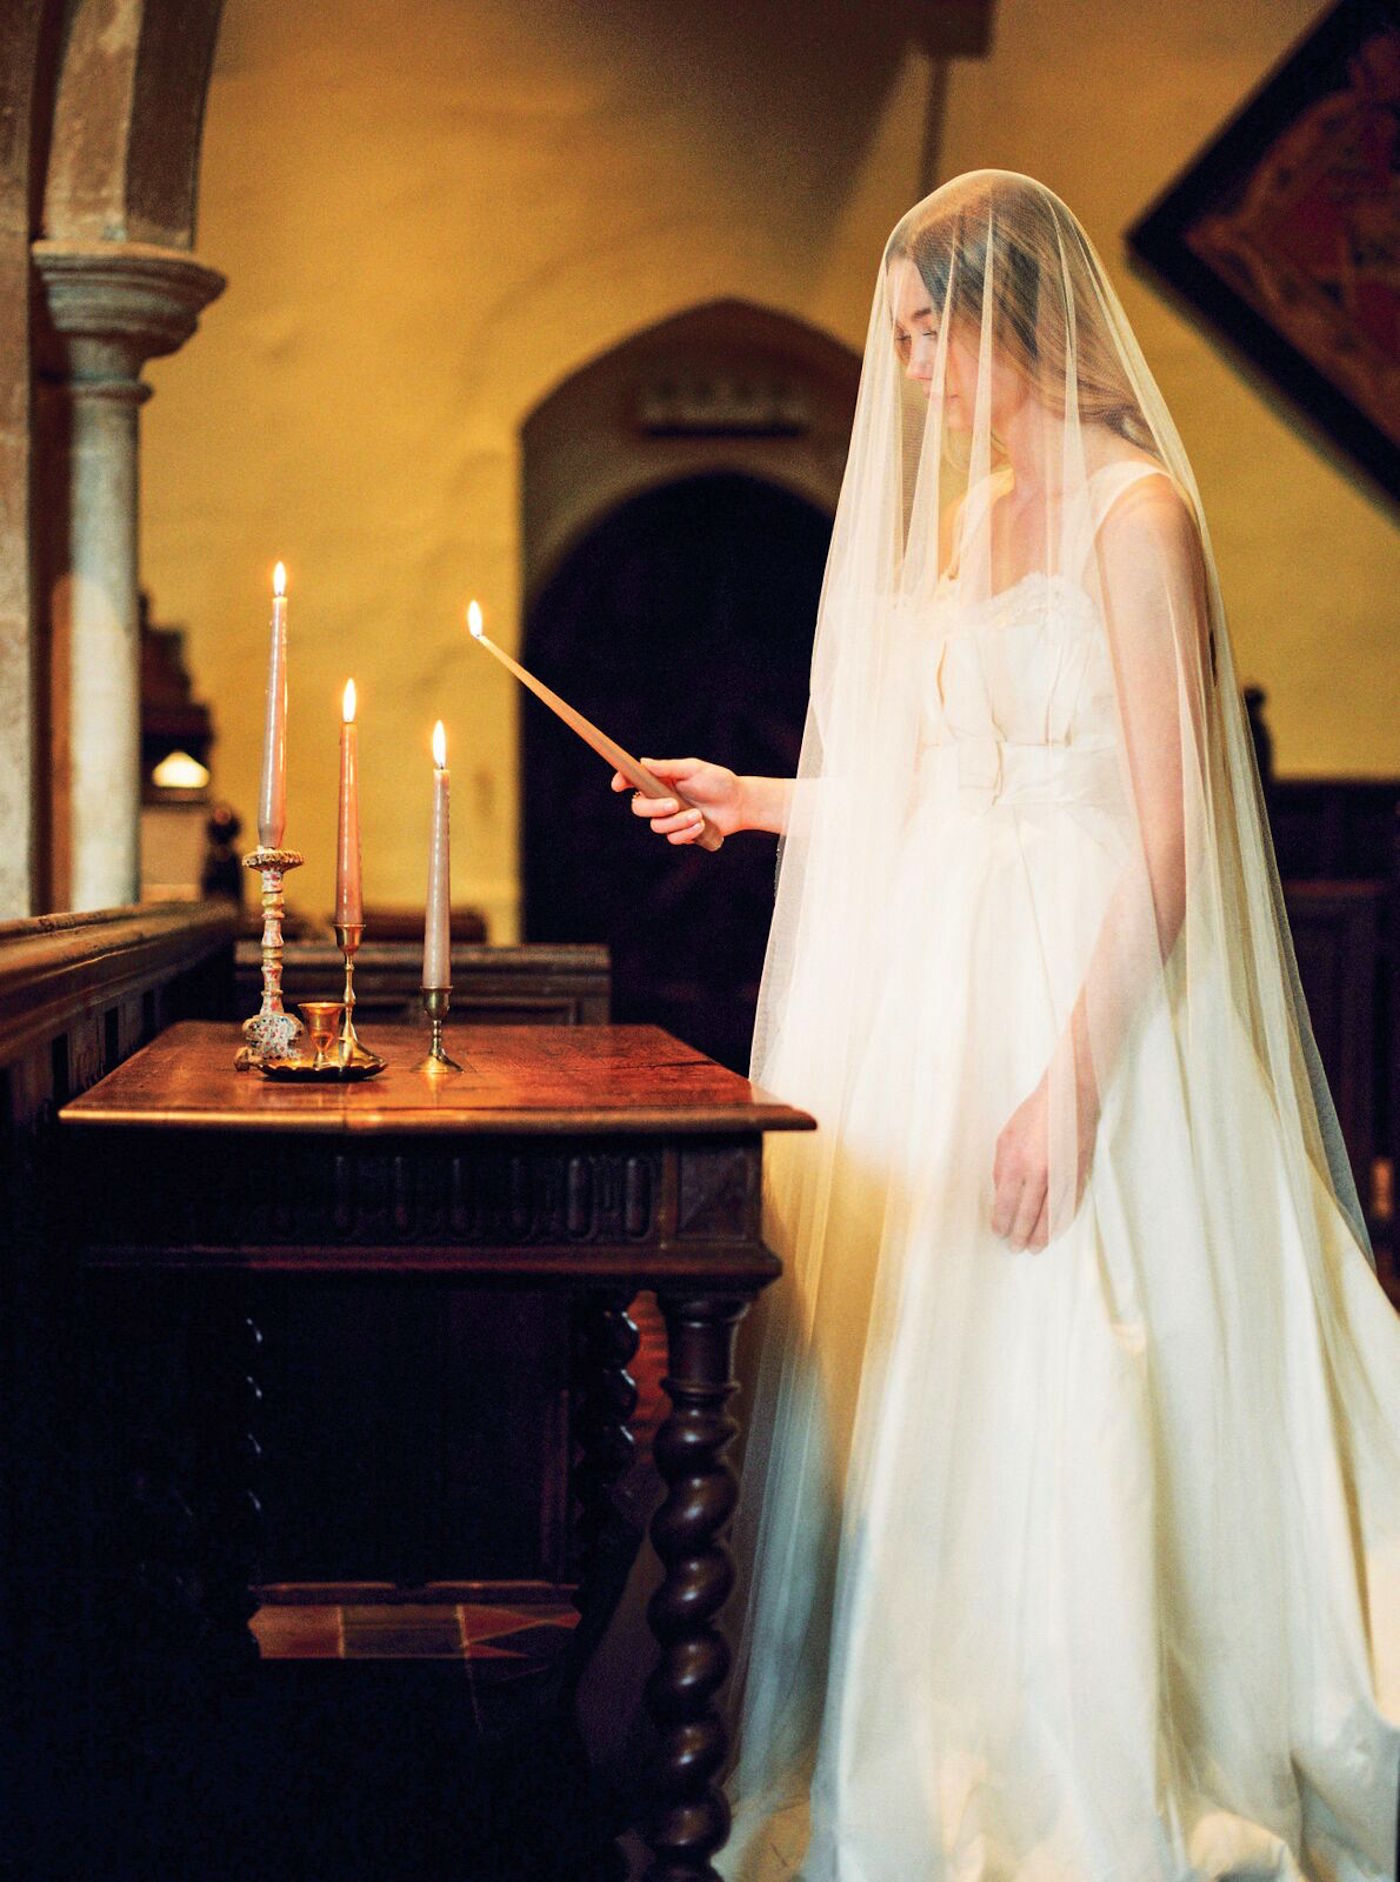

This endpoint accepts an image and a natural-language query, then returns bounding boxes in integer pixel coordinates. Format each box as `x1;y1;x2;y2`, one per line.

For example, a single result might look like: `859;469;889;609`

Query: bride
615;171;1400;1880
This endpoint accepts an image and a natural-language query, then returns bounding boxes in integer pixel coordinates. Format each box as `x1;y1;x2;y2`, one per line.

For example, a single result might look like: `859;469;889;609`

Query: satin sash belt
914;736;1122;814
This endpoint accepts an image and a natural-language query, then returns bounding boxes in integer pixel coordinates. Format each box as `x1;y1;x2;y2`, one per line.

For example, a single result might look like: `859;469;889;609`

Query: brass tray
260;1053;387;1082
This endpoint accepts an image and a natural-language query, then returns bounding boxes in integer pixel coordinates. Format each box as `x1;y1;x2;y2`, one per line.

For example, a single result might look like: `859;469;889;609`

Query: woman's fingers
629;791;680;820
613;759;709;830
651;807;704;836
611;757;691;791
991;1156;1047;1251
614;757;726;846
612;769;677;811
989;1145;1013;1236
1008;1174;1046;1252
1026;1195;1051;1253
640;756;700;783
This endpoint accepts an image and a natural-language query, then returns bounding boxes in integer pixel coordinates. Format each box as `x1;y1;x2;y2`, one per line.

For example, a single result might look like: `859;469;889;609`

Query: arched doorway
523;471;829;1072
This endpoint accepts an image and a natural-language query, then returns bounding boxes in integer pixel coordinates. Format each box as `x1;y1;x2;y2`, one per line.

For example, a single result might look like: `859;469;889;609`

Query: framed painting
1126;0;1400;503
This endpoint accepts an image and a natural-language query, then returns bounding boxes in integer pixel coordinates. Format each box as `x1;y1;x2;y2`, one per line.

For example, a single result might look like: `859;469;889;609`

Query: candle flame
273;560;287;598
467;600;484;639
343;678;356;723
432;720;447;768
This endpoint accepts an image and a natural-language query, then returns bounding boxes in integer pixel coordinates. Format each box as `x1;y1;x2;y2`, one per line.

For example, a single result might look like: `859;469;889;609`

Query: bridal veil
720;170;1399;1878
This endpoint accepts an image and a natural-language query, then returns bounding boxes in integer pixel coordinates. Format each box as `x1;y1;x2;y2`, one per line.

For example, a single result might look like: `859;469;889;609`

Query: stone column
33;240;223;913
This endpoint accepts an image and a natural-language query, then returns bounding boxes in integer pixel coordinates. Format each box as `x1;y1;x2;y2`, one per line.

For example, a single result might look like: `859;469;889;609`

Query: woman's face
890;256;973;426
889;255;1024;437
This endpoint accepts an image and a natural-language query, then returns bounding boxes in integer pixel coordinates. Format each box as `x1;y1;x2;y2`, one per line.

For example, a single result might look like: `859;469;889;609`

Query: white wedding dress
720;460;1400;1881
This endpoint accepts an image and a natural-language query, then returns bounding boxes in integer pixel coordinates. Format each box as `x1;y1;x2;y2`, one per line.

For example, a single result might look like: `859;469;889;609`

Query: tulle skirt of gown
719;750;1400;1882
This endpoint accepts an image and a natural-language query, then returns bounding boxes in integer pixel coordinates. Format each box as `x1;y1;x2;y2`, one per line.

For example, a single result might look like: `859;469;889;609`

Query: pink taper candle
257;561;289;848
423;720;451;990
335;678;363;927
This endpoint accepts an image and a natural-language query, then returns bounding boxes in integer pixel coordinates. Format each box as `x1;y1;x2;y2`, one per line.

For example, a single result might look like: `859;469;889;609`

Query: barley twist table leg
642;1291;751;1882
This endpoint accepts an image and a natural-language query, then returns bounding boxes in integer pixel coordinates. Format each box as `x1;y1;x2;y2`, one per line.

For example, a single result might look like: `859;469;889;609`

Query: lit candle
257;561;289;849
335;678;363;928
423;720;451;991
465;600;722;852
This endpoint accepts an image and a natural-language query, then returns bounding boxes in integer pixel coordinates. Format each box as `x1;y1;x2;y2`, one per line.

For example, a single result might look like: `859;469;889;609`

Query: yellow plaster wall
142;0;1399;937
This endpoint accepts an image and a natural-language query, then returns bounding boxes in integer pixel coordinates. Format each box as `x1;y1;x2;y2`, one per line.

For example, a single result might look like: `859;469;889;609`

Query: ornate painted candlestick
235;846;305;1068
236;561;304;1070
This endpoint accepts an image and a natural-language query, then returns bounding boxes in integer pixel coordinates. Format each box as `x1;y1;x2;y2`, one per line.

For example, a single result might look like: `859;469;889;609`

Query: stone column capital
32;239;225;388
32;240;224;911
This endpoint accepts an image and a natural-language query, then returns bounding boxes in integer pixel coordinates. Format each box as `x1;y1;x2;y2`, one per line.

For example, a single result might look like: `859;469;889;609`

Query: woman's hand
991;1068;1099;1253
611;758;746;844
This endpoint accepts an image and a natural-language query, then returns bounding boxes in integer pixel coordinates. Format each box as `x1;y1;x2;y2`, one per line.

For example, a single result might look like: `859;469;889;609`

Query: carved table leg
571;1289;641;1580
642;1291;752;1882
89;1284;217;1866
562;1290;641;1701
93;1282;203;1663
192;1299;265;1673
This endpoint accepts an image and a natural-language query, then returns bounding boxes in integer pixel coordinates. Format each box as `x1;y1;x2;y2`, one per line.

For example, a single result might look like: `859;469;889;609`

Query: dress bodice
912;570;1122;816
927;570;1117;749
912;459;1167;815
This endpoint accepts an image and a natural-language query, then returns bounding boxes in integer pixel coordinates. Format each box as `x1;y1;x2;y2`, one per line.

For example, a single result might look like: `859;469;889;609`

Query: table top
60;1022;816;1138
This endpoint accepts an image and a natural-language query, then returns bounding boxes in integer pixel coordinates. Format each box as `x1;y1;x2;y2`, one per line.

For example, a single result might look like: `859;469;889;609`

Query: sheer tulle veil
720;169;1392;1863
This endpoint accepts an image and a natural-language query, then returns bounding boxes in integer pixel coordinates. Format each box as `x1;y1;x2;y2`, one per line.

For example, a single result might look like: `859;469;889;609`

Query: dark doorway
523;472;829;1073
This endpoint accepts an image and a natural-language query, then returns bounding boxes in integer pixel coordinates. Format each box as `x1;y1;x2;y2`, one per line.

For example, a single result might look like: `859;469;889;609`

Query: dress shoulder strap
1071;457;1188;589
1088;456;1175;512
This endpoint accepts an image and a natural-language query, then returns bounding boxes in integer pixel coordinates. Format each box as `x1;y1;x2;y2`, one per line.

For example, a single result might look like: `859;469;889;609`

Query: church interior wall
137;0;1398;940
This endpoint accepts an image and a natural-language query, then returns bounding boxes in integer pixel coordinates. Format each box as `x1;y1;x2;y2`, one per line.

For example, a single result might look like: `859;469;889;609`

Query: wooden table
61;1020;813;1881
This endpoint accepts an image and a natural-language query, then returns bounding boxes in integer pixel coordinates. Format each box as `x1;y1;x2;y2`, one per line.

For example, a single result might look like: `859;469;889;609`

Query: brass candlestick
235;846;305;1069
417;985;462;1073
333;922;380;1067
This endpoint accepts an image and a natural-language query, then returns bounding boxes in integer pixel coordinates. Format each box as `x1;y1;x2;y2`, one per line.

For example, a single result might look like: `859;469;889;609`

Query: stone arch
519;301;861;1060
521;298;861;611
43;0;224;249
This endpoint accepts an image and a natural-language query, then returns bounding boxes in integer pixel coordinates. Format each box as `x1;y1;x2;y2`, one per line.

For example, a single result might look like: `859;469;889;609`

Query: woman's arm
611;760;794;841
1069;474;1208;1065
992;475;1210;1252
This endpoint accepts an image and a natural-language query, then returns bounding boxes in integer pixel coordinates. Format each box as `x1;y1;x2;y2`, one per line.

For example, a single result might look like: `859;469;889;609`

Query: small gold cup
299;1001;346;1071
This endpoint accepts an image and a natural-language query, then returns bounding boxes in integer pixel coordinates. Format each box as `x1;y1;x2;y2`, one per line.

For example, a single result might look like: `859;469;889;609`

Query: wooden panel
1285;882;1382;1208
0;901;237;1872
1267;776;1399;1286
0;902;235;1072
234;938;612;1027
1269;778;1399;881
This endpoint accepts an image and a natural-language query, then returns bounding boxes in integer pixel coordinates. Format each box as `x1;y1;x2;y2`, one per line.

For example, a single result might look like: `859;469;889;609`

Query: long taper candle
423;720;451;991
466;599;723;852
257;561;289;848
335;678;363;928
